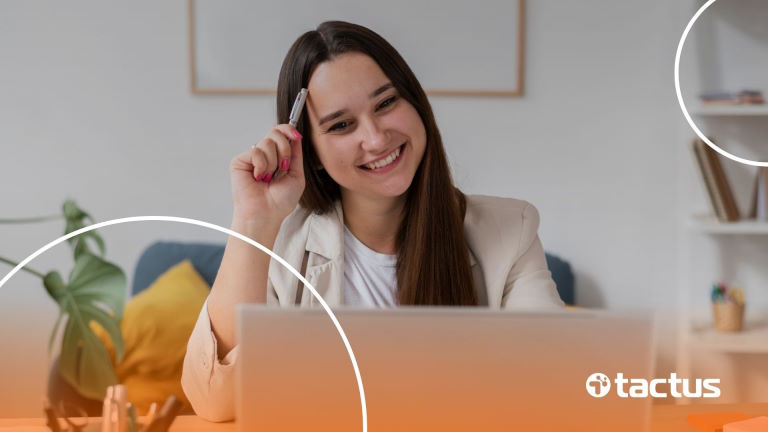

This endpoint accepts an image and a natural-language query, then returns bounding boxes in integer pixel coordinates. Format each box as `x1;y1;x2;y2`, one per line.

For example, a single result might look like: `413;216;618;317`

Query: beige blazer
181;195;564;421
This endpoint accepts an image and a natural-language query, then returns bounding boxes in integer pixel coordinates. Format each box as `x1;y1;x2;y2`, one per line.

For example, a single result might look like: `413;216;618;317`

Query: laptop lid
236;307;653;432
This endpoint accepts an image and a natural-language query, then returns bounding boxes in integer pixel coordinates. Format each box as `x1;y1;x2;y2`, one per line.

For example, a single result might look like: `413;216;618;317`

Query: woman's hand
230;124;306;227
207;125;305;359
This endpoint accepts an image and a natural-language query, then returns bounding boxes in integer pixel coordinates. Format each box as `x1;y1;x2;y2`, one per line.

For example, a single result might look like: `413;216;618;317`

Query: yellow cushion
93;260;209;414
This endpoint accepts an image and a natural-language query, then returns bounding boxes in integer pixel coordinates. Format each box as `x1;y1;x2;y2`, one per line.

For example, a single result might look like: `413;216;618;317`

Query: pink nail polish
292;130;302;140
281;158;290;171
255;173;264;182
263;172;273;183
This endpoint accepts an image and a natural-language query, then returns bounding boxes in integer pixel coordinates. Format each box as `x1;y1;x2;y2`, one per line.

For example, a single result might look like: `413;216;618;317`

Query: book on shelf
749;167;768;221
691;138;740;222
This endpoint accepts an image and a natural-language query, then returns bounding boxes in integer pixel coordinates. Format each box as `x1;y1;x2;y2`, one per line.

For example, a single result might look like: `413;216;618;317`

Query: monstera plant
0;200;125;401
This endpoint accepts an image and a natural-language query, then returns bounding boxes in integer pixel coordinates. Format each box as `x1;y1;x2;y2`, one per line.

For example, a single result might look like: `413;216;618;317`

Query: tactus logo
586;372;611;398
586;372;721;399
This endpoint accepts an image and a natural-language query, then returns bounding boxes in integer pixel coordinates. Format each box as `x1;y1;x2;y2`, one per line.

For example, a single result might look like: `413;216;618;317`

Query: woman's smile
358;143;406;174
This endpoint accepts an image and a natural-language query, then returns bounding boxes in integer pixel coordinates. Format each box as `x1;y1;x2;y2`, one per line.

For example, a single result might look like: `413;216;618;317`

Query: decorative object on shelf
700;90;765;106
749;168;768;221
102;384;183;432
691;138;740;222
711;282;745;332
0;200;126;402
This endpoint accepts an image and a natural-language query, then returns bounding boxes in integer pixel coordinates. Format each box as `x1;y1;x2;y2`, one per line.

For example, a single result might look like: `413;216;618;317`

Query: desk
1;404;767;431
0;416;234;431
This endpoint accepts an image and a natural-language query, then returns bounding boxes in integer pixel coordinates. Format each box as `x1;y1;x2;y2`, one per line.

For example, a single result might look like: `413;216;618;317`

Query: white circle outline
0;215;367;431
674;0;768;167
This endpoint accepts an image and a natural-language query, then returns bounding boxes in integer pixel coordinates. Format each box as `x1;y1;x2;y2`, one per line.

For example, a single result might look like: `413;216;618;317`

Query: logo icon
586;372;611;398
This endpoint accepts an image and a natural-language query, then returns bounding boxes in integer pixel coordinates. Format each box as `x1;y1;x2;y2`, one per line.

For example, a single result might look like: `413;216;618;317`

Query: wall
0;0;693;416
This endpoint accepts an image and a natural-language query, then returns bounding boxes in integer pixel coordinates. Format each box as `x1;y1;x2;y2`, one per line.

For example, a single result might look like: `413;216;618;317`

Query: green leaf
64;214;84;249
57;312;118;400
43;271;67;301
54;252;127;401
69;254;125;318
62;200;105;258
89;233;106;257
62;199;87;220
79;303;125;362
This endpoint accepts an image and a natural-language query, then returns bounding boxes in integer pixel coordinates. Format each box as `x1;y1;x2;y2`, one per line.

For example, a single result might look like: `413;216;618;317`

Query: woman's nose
359;117;389;152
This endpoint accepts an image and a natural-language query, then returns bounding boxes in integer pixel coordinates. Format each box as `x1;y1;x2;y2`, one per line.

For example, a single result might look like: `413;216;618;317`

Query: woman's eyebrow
370;82;394;98
318;82;394;126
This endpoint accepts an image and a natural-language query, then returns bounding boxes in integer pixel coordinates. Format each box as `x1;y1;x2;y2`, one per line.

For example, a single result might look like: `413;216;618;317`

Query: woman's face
305;52;427;202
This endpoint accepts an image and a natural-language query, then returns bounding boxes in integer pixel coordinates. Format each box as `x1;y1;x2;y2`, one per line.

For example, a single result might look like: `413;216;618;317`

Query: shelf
693;105;768;117
689;323;768;353
688;216;768;234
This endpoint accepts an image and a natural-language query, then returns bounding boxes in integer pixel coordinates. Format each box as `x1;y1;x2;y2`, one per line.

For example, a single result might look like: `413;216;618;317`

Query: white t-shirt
342;226;397;307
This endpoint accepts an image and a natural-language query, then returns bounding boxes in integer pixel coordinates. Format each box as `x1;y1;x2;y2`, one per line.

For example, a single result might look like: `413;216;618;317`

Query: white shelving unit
689;323;768;353
693;105;768;117
688;216;768;235
678;216;768;403
676;0;768;404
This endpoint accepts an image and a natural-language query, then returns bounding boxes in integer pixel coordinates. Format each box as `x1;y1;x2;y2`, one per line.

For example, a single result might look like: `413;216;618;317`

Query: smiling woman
181;20;563;422
302;55;427;209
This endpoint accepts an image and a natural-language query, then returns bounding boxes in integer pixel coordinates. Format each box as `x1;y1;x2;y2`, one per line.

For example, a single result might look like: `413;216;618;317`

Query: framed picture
188;0;525;97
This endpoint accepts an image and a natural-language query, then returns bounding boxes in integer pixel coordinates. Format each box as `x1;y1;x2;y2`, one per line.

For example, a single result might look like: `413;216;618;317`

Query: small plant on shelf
711;282;745;332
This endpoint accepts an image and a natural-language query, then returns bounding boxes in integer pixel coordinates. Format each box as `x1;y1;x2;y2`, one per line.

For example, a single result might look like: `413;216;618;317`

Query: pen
289;88;308;127
272;88;308;180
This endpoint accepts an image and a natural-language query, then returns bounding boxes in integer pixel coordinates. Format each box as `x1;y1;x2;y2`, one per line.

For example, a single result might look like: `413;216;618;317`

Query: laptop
236;306;654;432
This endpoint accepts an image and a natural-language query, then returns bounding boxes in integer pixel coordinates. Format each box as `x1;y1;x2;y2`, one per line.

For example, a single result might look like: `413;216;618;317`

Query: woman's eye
328;121;350;132
377;96;397;110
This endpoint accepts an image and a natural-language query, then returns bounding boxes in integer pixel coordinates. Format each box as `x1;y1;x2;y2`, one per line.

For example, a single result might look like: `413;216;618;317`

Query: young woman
182;20;563;422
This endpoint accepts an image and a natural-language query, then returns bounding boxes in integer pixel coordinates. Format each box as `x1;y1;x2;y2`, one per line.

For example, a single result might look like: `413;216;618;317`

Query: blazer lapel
302;201;345;307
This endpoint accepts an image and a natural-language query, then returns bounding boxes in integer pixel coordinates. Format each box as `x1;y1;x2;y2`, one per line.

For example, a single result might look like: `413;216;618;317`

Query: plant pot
47;356;104;417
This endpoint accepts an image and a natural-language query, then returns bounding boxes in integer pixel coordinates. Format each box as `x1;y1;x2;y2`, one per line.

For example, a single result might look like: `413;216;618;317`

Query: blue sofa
133;242;576;305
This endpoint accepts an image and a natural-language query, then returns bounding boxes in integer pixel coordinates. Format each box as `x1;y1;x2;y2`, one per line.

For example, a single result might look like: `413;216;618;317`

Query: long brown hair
276;21;477;306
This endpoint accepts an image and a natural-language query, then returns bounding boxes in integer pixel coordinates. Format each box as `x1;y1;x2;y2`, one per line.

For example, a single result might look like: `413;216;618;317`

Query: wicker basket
712;302;745;332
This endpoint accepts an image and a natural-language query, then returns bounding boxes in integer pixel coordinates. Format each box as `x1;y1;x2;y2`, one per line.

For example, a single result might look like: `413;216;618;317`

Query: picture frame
188;0;525;97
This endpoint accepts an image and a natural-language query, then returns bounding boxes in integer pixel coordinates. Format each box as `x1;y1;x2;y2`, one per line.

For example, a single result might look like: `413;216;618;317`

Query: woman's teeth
365;146;401;170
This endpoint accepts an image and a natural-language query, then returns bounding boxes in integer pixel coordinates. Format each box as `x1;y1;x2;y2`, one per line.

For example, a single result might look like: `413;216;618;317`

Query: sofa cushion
132;242;223;295
94;259;209;413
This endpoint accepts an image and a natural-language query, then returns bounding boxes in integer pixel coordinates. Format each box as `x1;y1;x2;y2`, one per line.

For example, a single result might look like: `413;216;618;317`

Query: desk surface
2;403;767;431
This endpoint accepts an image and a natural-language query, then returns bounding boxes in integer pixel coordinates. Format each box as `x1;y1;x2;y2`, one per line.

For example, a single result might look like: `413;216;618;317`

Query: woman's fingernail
292;130;302;140
255;173;264;182
263;172;273;183
281;158;290;171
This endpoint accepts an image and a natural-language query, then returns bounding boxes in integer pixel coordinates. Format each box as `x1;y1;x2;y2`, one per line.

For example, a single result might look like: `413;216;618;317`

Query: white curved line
0;215;367;431
674;0;768;167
